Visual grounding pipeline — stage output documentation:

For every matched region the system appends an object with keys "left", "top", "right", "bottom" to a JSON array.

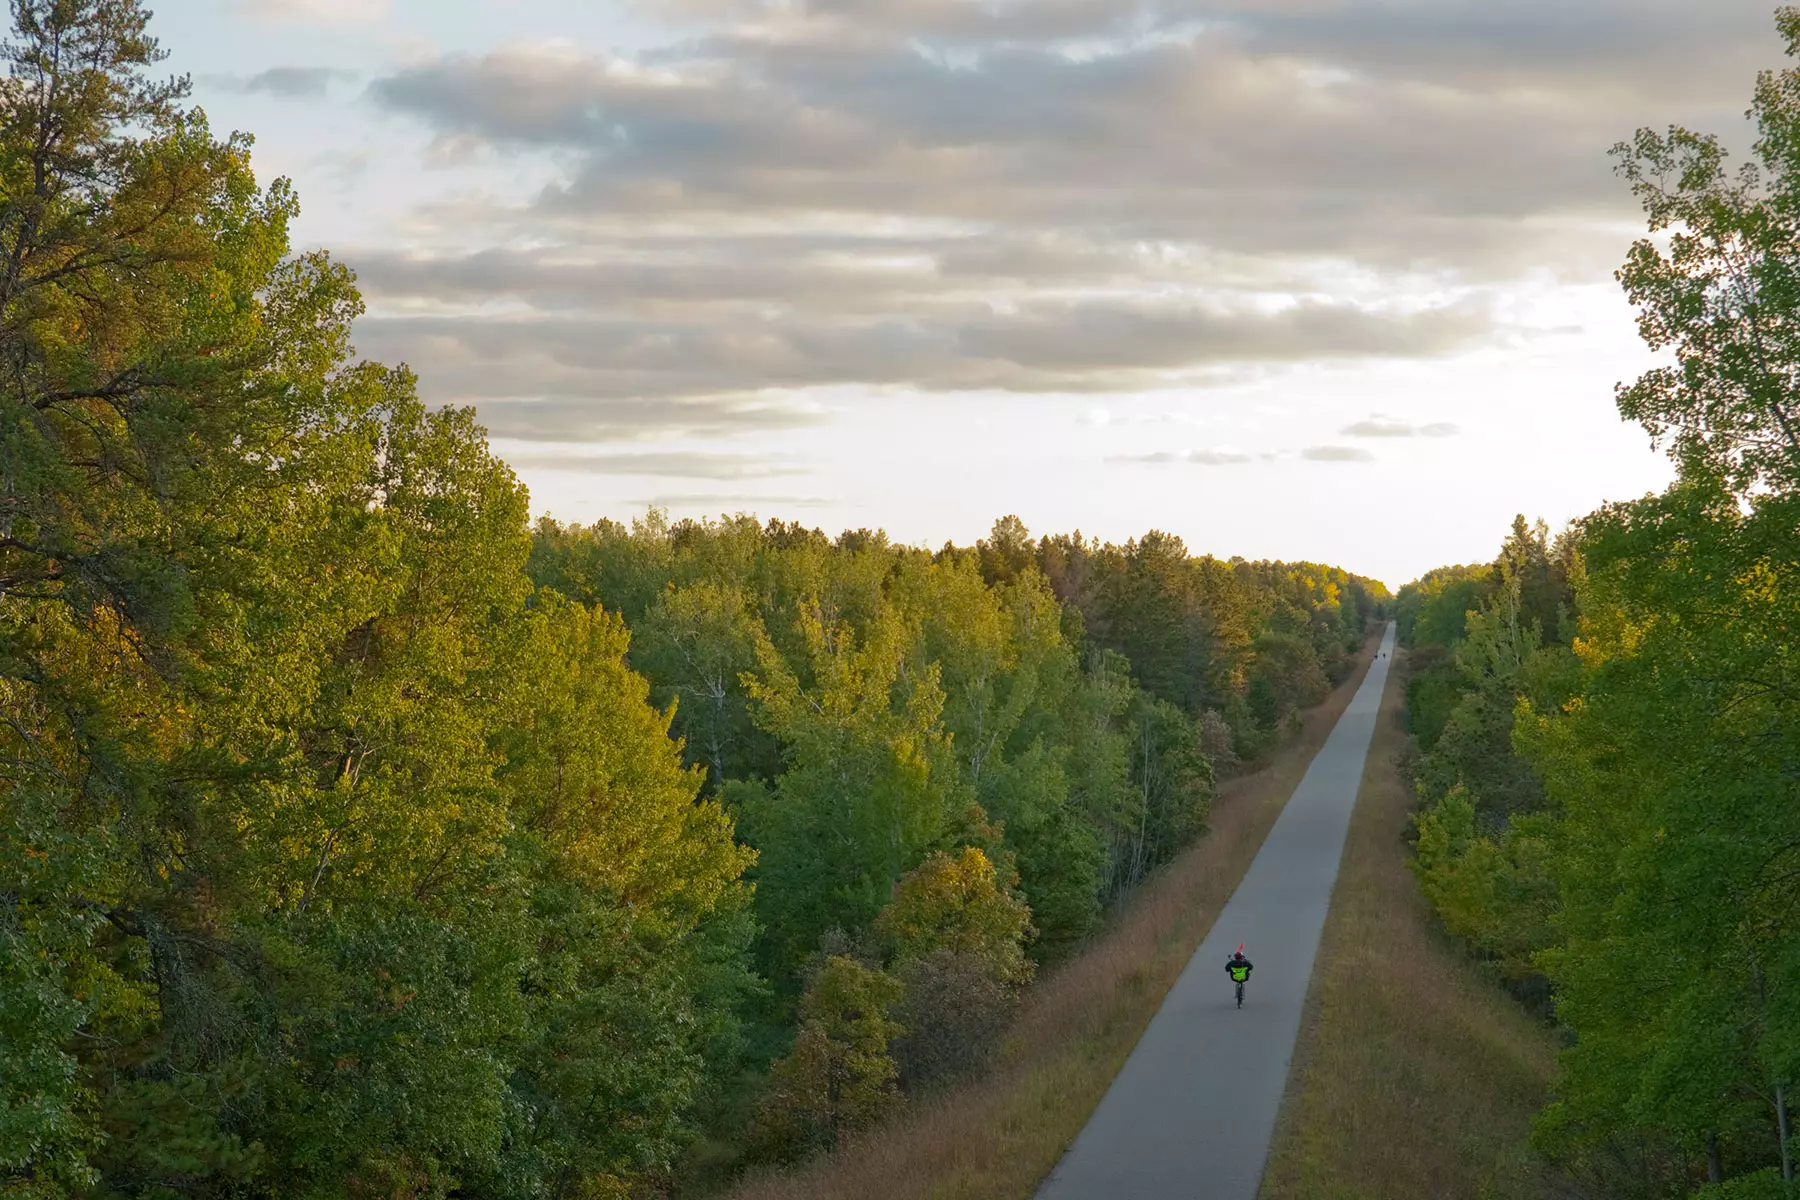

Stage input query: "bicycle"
[{"left": 1226, "top": 946, "right": 1253, "bottom": 1008}]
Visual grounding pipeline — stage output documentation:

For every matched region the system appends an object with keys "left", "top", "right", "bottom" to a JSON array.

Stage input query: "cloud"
[
  {"left": 627, "top": 493, "right": 839, "bottom": 510},
  {"left": 351, "top": 297, "right": 1489, "bottom": 439},
  {"left": 1109, "top": 448, "right": 1256, "bottom": 465},
  {"left": 1081, "top": 407, "right": 1218, "bottom": 428},
  {"left": 1302, "top": 444, "right": 1378, "bottom": 462},
  {"left": 367, "top": 9, "right": 1776, "bottom": 257},
  {"left": 500, "top": 450, "right": 807, "bottom": 478},
  {"left": 235, "top": 0, "right": 391, "bottom": 23},
  {"left": 346, "top": 0, "right": 1784, "bottom": 441},
  {"left": 348, "top": 238, "right": 1328, "bottom": 324},
  {"left": 313, "top": 148, "right": 374, "bottom": 189},
  {"left": 1340, "top": 416, "right": 1461, "bottom": 438},
  {"left": 371, "top": 36, "right": 1630, "bottom": 255},
  {"left": 443, "top": 395, "right": 829, "bottom": 443},
  {"left": 637, "top": 0, "right": 1133, "bottom": 43},
  {"left": 642, "top": 0, "right": 1776, "bottom": 101},
  {"left": 218, "top": 67, "right": 356, "bottom": 98},
  {"left": 1224, "top": 0, "right": 1777, "bottom": 103}
]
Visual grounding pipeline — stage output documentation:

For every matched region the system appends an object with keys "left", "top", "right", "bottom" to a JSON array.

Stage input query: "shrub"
[{"left": 890, "top": 948, "right": 1017, "bottom": 1089}]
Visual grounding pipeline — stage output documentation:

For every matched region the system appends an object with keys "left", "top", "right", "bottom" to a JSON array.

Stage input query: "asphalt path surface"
[{"left": 1036, "top": 622, "right": 1397, "bottom": 1200}]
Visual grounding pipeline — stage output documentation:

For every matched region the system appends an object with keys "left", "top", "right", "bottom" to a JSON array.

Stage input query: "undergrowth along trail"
[
  {"left": 1259, "top": 645, "right": 1560, "bottom": 1200},
  {"left": 715, "top": 632, "right": 1383, "bottom": 1200}
]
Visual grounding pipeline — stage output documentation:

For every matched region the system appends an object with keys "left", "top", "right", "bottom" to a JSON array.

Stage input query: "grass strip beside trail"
[
  {"left": 719, "top": 633, "right": 1382, "bottom": 1200},
  {"left": 1259, "top": 646, "right": 1560, "bottom": 1200}
]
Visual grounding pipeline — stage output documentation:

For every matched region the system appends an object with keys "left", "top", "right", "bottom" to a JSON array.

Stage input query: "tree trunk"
[
  {"left": 1779, "top": 1080, "right": 1793, "bottom": 1182},
  {"left": 1707, "top": 1129, "right": 1723, "bottom": 1183}
]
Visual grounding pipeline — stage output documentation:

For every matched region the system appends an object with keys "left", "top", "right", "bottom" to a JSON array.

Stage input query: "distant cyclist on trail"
[{"left": 1226, "top": 945, "right": 1253, "bottom": 1008}]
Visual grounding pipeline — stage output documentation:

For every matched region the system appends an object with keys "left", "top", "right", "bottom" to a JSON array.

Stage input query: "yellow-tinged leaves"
[
  {"left": 876, "top": 847, "right": 1035, "bottom": 987},
  {"left": 499, "top": 594, "right": 753, "bottom": 931}
]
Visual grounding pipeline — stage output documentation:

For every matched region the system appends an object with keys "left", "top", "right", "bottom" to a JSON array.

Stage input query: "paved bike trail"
[{"left": 1036, "top": 622, "right": 1397, "bottom": 1200}]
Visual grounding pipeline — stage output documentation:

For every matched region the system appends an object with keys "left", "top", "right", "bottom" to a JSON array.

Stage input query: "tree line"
[
  {"left": 0, "top": 4, "right": 1386, "bottom": 1195},
  {"left": 1398, "top": 12, "right": 1800, "bottom": 1196}
]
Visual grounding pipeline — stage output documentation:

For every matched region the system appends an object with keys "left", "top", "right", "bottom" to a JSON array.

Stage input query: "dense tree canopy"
[
  {"left": 1400, "top": 12, "right": 1800, "bottom": 1195},
  {"left": 0, "top": 4, "right": 1386, "bottom": 1194},
  {"left": 527, "top": 511, "right": 1384, "bottom": 978}
]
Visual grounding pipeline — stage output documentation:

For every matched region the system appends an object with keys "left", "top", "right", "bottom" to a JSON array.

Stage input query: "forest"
[
  {"left": 1397, "top": 14, "right": 1800, "bottom": 1196},
  {"left": 0, "top": 4, "right": 1386, "bottom": 1195}
]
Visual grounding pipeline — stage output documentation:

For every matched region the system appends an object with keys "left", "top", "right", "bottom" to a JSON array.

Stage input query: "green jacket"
[{"left": 1226, "top": 958, "right": 1253, "bottom": 983}]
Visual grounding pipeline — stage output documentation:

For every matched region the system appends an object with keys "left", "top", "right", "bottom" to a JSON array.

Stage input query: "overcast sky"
[{"left": 161, "top": 0, "right": 1791, "bottom": 586}]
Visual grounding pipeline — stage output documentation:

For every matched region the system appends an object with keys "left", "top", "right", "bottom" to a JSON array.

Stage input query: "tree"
[
  {"left": 1610, "top": 7, "right": 1800, "bottom": 499},
  {"left": 1520, "top": 486, "right": 1800, "bottom": 1189},
  {"left": 875, "top": 847, "right": 1035, "bottom": 1088},
  {"left": 634, "top": 580, "right": 765, "bottom": 794},
  {"left": 876, "top": 847, "right": 1034, "bottom": 985},
  {"left": 0, "top": 5, "right": 758, "bottom": 1193},
  {"left": 0, "top": 2, "right": 386, "bottom": 1184},
  {"left": 1123, "top": 694, "right": 1215, "bottom": 886},
  {"left": 1494, "top": 17, "right": 1800, "bottom": 1186},
  {"left": 751, "top": 955, "right": 904, "bottom": 1160},
  {"left": 732, "top": 601, "right": 969, "bottom": 977},
  {"left": 494, "top": 594, "right": 753, "bottom": 933},
  {"left": 1395, "top": 564, "right": 1492, "bottom": 651},
  {"left": 976, "top": 514, "right": 1036, "bottom": 586}
]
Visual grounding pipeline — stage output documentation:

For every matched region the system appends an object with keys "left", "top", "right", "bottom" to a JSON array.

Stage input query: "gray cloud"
[
  {"left": 1340, "top": 417, "right": 1461, "bottom": 438},
  {"left": 350, "top": 235, "right": 1260, "bottom": 314},
  {"left": 451, "top": 395, "right": 827, "bottom": 443},
  {"left": 500, "top": 450, "right": 807, "bottom": 478},
  {"left": 1224, "top": 1, "right": 1777, "bottom": 102},
  {"left": 221, "top": 66, "right": 355, "bottom": 98},
  {"left": 235, "top": 0, "right": 392, "bottom": 23},
  {"left": 357, "top": 296, "right": 1489, "bottom": 441},
  {"left": 372, "top": 35, "right": 1634, "bottom": 247},
  {"left": 638, "top": 0, "right": 1133, "bottom": 42},
  {"left": 643, "top": 0, "right": 1774, "bottom": 91},
  {"left": 1302, "top": 444, "right": 1378, "bottom": 462},
  {"left": 349, "top": 0, "right": 1784, "bottom": 440},
  {"left": 371, "top": 6, "right": 1778, "bottom": 242},
  {"left": 1109, "top": 448, "right": 1255, "bottom": 466},
  {"left": 627, "top": 493, "right": 839, "bottom": 510}
]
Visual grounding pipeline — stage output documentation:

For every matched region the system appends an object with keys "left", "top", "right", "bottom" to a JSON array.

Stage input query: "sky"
[{"left": 157, "top": 0, "right": 1793, "bottom": 587}]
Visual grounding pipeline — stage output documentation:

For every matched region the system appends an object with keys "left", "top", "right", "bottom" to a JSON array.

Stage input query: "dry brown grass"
[
  {"left": 1259, "top": 646, "right": 1560, "bottom": 1200},
  {"left": 715, "top": 635, "right": 1382, "bottom": 1200}
]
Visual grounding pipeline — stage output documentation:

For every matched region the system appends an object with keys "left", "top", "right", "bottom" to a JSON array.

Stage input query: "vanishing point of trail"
[{"left": 1036, "top": 622, "right": 1398, "bottom": 1200}]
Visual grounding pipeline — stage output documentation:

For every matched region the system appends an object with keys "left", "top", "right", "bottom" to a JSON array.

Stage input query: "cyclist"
[{"left": 1225, "top": 946, "right": 1253, "bottom": 1008}]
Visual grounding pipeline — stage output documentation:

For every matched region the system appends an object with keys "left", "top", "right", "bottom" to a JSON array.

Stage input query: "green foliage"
[
  {"left": 1112, "top": 693, "right": 1215, "bottom": 900},
  {"left": 876, "top": 847, "right": 1035, "bottom": 987},
  {"left": 1520, "top": 486, "right": 1800, "bottom": 1192},
  {"left": 1610, "top": 9, "right": 1800, "bottom": 499},
  {"left": 1394, "top": 515, "right": 1580, "bottom": 1027},
  {"left": 1504, "top": 18, "right": 1800, "bottom": 1188},
  {"left": 0, "top": 4, "right": 1386, "bottom": 1190},
  {"left": 751, "top": 956, "right": 905, "bottom": 1161},
  {"left": 875, "top": 847, "right": 1035, "bottom": 1089},
  {"left": 1035, "top": 530, "right": 1385, "bottom": 733},
  {"left": 633, "top": 580, "right": 766, "bottom": 794},
  {"left": 1395, "top": 564, "right": 1490, "bottom": 649},
  {"left": 1402, "top": 648, "right": 1461, "bottom": 749},
  {"left": 529, "top": 514, "right": 1361, "bottom": 980},
  {"left": 1696, "top": 1169, "right": 1800, "bottom": 1199},
  {"left": 732, "top": 601, "right": 969, "bottom": 977},
  {"left": 1411, "top": 788, "right": 1557, "bottom": 985},
  {"left": 1398, "top": 18, "right": 1800, "bottom": 1192},
  {"left": 0, "top": 4, "right": 751, "bottom": 1193}
]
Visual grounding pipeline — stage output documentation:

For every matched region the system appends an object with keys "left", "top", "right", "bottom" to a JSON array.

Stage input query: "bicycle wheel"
[{"left": 1235, "top": 981, "right": 1243, "bottom": 1008}]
